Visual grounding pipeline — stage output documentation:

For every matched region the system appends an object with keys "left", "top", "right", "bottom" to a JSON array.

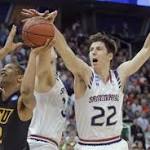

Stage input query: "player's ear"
[
  {"left": 108, "top": 52, "right": 113, "bottom": 61},
  {"left": 17, "top": 75, "right": 23, "bottom": 84}
]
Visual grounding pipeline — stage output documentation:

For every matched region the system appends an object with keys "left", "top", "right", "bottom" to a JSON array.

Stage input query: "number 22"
[{"left": 91, "top": 106, "right": 117, "bottom": 126}]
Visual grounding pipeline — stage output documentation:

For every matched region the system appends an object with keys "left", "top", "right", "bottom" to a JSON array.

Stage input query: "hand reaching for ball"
[
  {"left": 21, "top": 9, "right": 57, "bottom": 24},
  {"left": 4, "top": 25, "right": 23, "bottom": 53}
]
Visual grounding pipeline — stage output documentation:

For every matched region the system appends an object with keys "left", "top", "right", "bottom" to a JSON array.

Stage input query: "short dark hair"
[
  {"left": 89, "top": 32, "right": 117, "bottom": 55},
  {"left": 13, "top": 63, "right": 25, "bottom": 75}
]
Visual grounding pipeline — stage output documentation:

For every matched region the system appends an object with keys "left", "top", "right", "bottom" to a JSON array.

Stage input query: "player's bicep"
[
  {"left": 75, "top": 58, "right": 93, "bottom": 86},
  {"left": 117, "top": 61, "right": 131, "bottom": 88},
  {"left": 35, "top": 50, "right": 56, "bottom": 92}
]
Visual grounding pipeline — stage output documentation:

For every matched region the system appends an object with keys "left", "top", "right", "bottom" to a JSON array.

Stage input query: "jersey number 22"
[{"left": 91, "top": 106, "right": 117, "bottom": 126}]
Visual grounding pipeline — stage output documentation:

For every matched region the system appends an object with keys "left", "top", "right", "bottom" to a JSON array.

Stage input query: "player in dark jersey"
[{"left": 0, "top": 24, "right": 51, "bottom": 150}]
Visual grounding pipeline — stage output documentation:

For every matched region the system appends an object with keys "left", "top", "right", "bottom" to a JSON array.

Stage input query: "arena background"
[{"left": 0, "top": 0, "right": 150, "bottom": 149}]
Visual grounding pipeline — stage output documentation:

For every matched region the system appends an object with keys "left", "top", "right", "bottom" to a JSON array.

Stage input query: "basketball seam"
[
  {"left": 22, "top": 22, "right": 54, "bottom": 47},
  {"left": 22, "top": 31, "right": 34, "bottom": 47},
  {"left": 23, "top": 22, "right": 54, "bottom": 37},
  {"left": 25, "top": 31, "right": 53, "bottom": 47},
  {"left": 22, "top": 31, "right": 54, "bottom": 37}
]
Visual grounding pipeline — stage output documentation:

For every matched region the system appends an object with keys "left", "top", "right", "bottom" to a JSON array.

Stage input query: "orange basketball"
[{"left": 22, "top": 17, "right": 54, "bottom": 48}]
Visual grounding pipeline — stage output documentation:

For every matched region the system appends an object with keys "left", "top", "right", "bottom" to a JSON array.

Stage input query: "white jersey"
[
  {"left": 75, "top": 70, "right": 124, "bottom": 144},
  {"left": 28, "top": 77, "right": 68, "bottom": 146}
]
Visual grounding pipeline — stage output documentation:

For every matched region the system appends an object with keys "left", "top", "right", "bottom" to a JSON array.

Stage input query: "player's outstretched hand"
[
  {"left": 44, "top": 10, "right": 57, "bottom": 23},
  {"left": 21, "top": 9, "right": 49, "bottom": 22},
  {"left": 4, "top": 25, "right": 23, "bottom": 53},
  {"left": 31, "top": 39, "right": 55, "bottom": 56},
  {"left": 21, "top": 9, "right": 57, "bottom": 23},
  {"left": 143, "top": 33, "right": 150, "bottom": 50}
]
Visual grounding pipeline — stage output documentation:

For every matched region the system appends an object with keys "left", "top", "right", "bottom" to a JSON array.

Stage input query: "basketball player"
[
  {"left": 21, "top": 9, "right": 150, "bottom": 150},
  {"left": 21, "top": 11, "right": 68, "bottom": 150},
  {"left": 0, "top": 24, "right": 47, "bottom": 150}
]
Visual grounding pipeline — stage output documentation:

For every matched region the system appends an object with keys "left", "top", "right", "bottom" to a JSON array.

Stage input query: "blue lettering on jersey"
[
  {"left": 89, "top": 94, "right": 119, "bottom": 103},
  {"left": 95, "top": 75, "right": 100, "bottom": 86}
]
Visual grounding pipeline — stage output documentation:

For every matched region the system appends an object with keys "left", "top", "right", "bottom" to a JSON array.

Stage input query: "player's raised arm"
[
  {"left": 18, "top": 42, "right": 49, "bottom": 121},
  {"left": 21, "top": 9, "right": 92, "bottom": 87},
  {"left": 118, "top": 33, "right": 150, "bottom": 87},
  {"left": 35, "top": 42, "right": 55, "bottom": 92},
  {"left": 0, "top": 25, "right": 22, "bottom": 60},
  {"left": 54, "top": 26, "right": 92, "bottom": 84}
]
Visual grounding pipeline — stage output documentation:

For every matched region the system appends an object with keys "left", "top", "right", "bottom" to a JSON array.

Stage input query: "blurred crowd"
[{"left": 0, "top": 21, "right": 150, "bottom": 150}]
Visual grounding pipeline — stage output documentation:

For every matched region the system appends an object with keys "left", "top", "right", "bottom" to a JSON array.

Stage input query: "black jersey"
[{"left": 0, "top": 91, "right": 31, "bottom": 150}]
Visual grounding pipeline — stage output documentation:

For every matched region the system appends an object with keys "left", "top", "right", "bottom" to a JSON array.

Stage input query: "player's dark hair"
[
  {"left": 13, "top": 63, "right": 25, "bottom": 75},
  {"left": 89, "top": 32, "right": 117, "bottom": 55}
]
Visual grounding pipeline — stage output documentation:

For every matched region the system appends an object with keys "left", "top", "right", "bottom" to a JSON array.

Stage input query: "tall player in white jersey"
[
  {"left": 21, "top": 9, "right": 150, "bottom": 150},
  {"left": 21, "top": 10, "right": 68, "bottom": 150},
  {"left": 27, "top": 46, "right": 68, "bottom": 150},
  {"left": 53, "top": 15, "right": 150, "bottom": 150}
]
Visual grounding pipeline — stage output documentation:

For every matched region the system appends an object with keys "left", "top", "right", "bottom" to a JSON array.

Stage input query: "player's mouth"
[{"left": 93, "top": 58, "right": 98, "bottom": 63}]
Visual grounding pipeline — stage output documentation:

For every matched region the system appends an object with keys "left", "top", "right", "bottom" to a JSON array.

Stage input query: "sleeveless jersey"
[
  {"left": 28, "top": 77, "right": 68, "bottom": 145},
  {"left": 75, "top": 70, "right": 124, "bottom": 143},
  {"left": 0, "top": 91, "right": 31, "bottom": 150}
]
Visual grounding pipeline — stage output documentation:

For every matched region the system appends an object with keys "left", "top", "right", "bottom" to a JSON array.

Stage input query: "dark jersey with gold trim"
[{"left": 0, "top": 91, "right": 31, "bottom": 150}]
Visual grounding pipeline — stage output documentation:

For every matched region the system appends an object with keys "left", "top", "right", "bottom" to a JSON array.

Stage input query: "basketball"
[{"left": 22, "top": 17, "right": 54, "bottom": 48}]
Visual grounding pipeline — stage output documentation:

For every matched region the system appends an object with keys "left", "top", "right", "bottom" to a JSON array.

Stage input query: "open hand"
[{"left": 4, "top": 25, "right": 23, "bottom": 53}]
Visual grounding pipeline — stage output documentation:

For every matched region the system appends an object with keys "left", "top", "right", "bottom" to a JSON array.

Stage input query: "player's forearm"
[
  {"left": 21, "top": 52, "right": 36, "bottom": 95},
  {"left": 36, "top": 50, "right": 55, "bottom": 86},
  {"left": 54, "top": 26, "right": 81, "bottom": 74},
  {"left": 131, "top": 48, "right": 150, "bottom": 72},
  {"left": 119, "top": 47, "right": 150, "bottom": 77},
  {"left": 36, "top": 50, "right": 52, "bottom": 76}
]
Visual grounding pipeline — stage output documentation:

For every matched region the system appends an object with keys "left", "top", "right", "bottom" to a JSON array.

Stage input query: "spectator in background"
[
  {"left": 131, "top": 119, "right": 146, "bottom": 149},
  {"left": 137, "top": 112, "right": 149, "bottom": 132}
]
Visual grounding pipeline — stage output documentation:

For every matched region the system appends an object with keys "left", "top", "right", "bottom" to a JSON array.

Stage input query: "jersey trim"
[
  {"left": 78, "top": 135, "right": 121, "bottom": 145},
  {"left": 28, "top": 134, "right": 58, "bottom": 147},
  {"left": 88, "top": 72, "right": 94, "bottom": 89},
  {"left": 114, "top": 70, "right": 121, "bottom": 89},
  {"left": 78, "top": 138, "right": 121, "bottom": 146}
]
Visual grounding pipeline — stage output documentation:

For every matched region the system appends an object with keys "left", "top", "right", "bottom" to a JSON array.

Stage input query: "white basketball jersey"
[
  {"left": 75, "top": 70, "right": 124, "bottom": 142},
  {"left": 28, "top": 77, "right": 68, "bottom": 144}
]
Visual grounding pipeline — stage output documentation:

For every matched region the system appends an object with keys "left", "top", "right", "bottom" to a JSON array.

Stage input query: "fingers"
[
  {"left": 29, "top": 9, "right": 38, "bottom": 14},
  {"left": 40, "top": 39, "right": 54, "bottom": 50},
  {"left": 6, "top": 25, "right": 16, "bottom": 43},
  {"left": 21, "top": 9, "right": 34, "bottom": 17},
  {"left": 21, "top": 9, "right": 39, "bottom": 18},
  {"left": 15, "top": 42, "right": 23, "bottom": 49},
  {"left": 31, "top": 38, "right": 55, "bottom": 55},
  {"left": 43, "top": 10, "right": 50, "bottom": 17},
  {"left": 45, "top": 10, "right": 58, "bottom": 22},
  {"left": 21, "top": 18, "right": 30, "bottom": 23}
]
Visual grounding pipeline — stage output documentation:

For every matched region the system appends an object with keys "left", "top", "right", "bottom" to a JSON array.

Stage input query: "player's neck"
[
  {"left": 95, "top": 64, "right": 110, "bottom": 83},
  {"left": 1, "top": 84, "right": 19, "bottom": 101}
]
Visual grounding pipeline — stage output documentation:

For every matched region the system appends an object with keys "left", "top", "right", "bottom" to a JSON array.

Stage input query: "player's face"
[
  {"left": 89, "top": 41, "right": 113, "bottom": 69},
  {"left": 0, "top": 64, "right": 20, "bottom": 85}
]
